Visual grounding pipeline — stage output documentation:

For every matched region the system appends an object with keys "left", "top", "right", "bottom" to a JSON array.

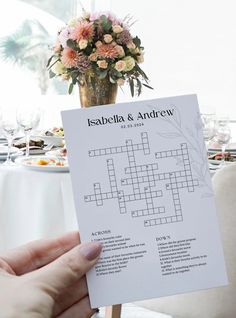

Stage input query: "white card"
[{"left": 62, "top": 95, "right": 227, "bottom": 308}]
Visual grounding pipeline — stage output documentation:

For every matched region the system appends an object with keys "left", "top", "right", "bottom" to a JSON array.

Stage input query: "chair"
[{"left": 136, "top": 164, "right": 236, "bottom": 318}]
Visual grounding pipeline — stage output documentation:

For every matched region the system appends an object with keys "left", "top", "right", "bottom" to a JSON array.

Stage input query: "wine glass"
[
  {"left": 17, "top": 107, "right": 41, "bottom": 157},
  {"left": 215, "top": 118, "right": 231, "bottom": 167},
  {"left": 201, "top": 113, "right": 216, "bottom": 152},
  {"left": 1, "top": 109, "right": 19, "bottom": 165}
]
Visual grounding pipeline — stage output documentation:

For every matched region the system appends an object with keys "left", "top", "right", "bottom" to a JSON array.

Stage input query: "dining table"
[{"left": 0, "top": 163, "right": 77, "bottom": 252}]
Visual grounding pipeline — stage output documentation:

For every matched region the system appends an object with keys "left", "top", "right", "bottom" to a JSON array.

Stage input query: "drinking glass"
[
  {"left": 17, "top": 107, "right": 41, "bottom": 157},
  {"left": 215, "top": 118, "right": 231, "bottom": 167},
  {"left": 1, "top": 109, "right": 19, "bottom": 165},
  {"left": 201, "top": 113, "right": 216, "bottom": 151}
]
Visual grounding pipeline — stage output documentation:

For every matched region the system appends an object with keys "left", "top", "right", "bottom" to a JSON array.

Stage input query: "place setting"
[
  {"left": 0, "top": 107, "right": 68, "bottom": 172},
  {"left": 201, "top": 113, "right": 235, "bottom": 171}
]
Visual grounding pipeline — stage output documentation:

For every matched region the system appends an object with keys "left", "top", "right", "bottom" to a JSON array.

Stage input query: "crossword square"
[
  {"left": 171, "top": 216, "right": 177, "bottom": 222},
  {"left": 150, "top": 219, "right": 156, "bottom": 226},
  {"left": 175, "top": 204, "right": 181, "bottom": 210},
  {"left": 159, "top": 207, "right": 165, "bottom": 213},
  {"left": 100, "top": 149, "right": 105, "bottom": 155},
  {"left": 183, "top": 181, "right": 187, "bottom": 187},
  {"left": 120, "top": 208, "right": 126, "bottom": 214},
  {"left": 183, "top": 154, "right": 188, "bottom": 159},
  {"left": 149, "top": 181, "right": 155, "bottom": 187},
  {"left": 177, "top": 150, "right": 182, "bottom": 155},
  {"left": 186, "top": 175, "right": 192, "bottom": 181},
  {"left": 172, "top": 150, "right": 177, "bottom": 156},
  {"left": 184, "top": 159, "right": 189, "bottom": 164},
  {"left": 176, "top": 209, "right": 182, "bottom": 215},
  {"left": 185, "top": 164, "right": 191, "bottom": 170},
  {"left": 167, "top": 151, "right": 172, "bottom": 156},
  {"left": 187, "top": 181, "right": 193, "bottom": 187},
  {"left": 173, "top": 194, "right": 179, "bottom": 199},
  {"left": 111, "top": 148, "right": 117, "bottom": 154}
]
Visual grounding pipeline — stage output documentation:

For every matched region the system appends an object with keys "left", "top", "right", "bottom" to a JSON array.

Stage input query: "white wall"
[{"left": 107, "top": 0, "right": 236, "bottom": 117}]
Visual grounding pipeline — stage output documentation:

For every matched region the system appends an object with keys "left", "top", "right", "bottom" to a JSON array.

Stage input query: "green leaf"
[
  {"left": 47, "top": 58, "right": 60, "bottom": 70},
  {"left": 49, "top": 69, "right": 56, "bottom": 78},
  {"left": 129, "top": 78, "right": 134, "bottom": 97},
  {"left": 133, "top": 36, "right": 141, "bottom": 48},
  {"left": 143, "top": 83, "right": 154, "bottom": 90},
  {"left": 100, "top": 15, "right": 112, "bottom": 32},
  {"left": 98, "top": 69, "right": 108, "bottom": 79},
  {"left": 66, "top": 39, "right": 76, "bottom": 50},
  {"left": 68, "top": 82, "right": 74, "bottom": 94},
  {"left": 47, "top": 55, "right": 54, "bottom": 68},
  {"left": 135, "top": 63, "right": 149, "bottom": 81},
  {"left": 136, "top": 78, "right": 142, "bottom": 96}
]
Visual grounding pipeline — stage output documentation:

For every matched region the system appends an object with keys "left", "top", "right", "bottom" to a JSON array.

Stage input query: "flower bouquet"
[{"left": 48, "top": 11, "right": 152, "bottom": 107}]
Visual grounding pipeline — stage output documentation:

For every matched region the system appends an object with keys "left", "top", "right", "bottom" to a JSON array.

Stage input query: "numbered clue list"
[{"left": 62, "top": 95, "right": 228, "bottom": 308}]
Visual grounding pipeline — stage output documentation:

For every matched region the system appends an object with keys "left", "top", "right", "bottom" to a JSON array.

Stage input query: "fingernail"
[{"left": 80, "top": 242, "right": 102, "bottom": 261}]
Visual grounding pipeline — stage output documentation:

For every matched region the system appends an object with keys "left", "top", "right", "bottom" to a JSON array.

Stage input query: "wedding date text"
[{"left": 120, "top": 122, "right": 144, "bottom": 129}]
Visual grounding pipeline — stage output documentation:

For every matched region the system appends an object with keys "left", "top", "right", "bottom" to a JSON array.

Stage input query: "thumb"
[{"left": 29, "top": 241, "right": 102, "bottom": 294}]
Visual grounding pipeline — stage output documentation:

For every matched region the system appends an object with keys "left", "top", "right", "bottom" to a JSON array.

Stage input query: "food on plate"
[
  {"left": 14, "top": 139, "right": 44, "bottom": 149},
  {"left": 208, "top": 152, "right": 236, "bottom": 162},
  {"left": 25, "top": 157, "right": 66, "bottom": 167},
  {"left": 60, "top": 147, "right": 67, "bottom": 157},
  {"left": 44, "top": 127, "right": 64, "bottom": 137}
]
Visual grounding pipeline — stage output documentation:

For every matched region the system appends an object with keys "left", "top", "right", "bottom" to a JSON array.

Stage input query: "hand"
[{"left": 0, "top": 232, "right": 102, "bottom": 318}]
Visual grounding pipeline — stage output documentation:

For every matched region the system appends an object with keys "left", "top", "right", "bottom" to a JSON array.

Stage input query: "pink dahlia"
[
  {"left": 97, "top": 43, "right": 118, "bottom": 59},
  {"left": 61, "top": 48, "right": 79, "bottom": 68},
  {"left": 70, "top": 21, "right": 94, "bottom": 41}
]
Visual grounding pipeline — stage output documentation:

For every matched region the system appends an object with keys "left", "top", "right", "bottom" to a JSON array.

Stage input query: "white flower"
[
  {"left": 112, "top": 25, "right": 123, "bottom": 33},
  {"left": 51, "top": 61, "right": 65, "bottom": 75},
  {"left": 104, "top": 34, "right": 113, "bottom": 43},
  {"left": 115, "top": 45, "right": 125, "bottom": 57},
  {"left": 67, "top": 18, "right": 77, "bottom": 27},
  {"left": 95, "top": 40, "right": 103, "bottom": 48},
  {"left": 97, "top": 60, "right": 108, "bottom": 69},
  {"left": 127, "top": 41, "right": 136, "bottom": 50},
  {"left": 123, "top": 56, "right": 136, "bottom": 72},
  {"left": 115, "top": 60, "right": 126, "bottom": 72},
  {"left": 79, "top": 39, "right": 88, "bottom": 49}
]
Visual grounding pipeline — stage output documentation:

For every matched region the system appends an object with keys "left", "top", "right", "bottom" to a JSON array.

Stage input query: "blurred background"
[{"left": 1, "top": 0, "right": 236, "bottom": 127}]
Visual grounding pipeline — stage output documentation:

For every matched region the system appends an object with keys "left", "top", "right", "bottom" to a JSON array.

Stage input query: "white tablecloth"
[{"left": 0, "top": 165, "right": 78, "bottom": 252}]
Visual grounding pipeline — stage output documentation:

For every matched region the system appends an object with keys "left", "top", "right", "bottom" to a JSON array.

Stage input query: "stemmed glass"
[
  {"left": 17, "top": 107, "right": 41, "bottom": 157},
  {"left": 215, "top": 118, "right": 231, "bottom": 167},
  {"left": 201, "top": 114, "right": 216, "bottom": 152},
  {"left": 1, "top": 109, "right": 19, "bottom": 165}
]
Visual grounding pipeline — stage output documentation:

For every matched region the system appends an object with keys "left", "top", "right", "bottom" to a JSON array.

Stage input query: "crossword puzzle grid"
[{"left": 84, "top": 133, "right": 199, "bottom": 227}]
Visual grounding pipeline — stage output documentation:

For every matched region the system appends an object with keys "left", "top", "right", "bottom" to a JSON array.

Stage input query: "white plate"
[
  {"left": 46, "top": 148, "right": 67, "bottom": 158},
  {"left": 33, "top": 135, "right": 64, "bottom": 147},
  {"left": 15, "top": 156, "right": 69, "bottom": 172}
]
